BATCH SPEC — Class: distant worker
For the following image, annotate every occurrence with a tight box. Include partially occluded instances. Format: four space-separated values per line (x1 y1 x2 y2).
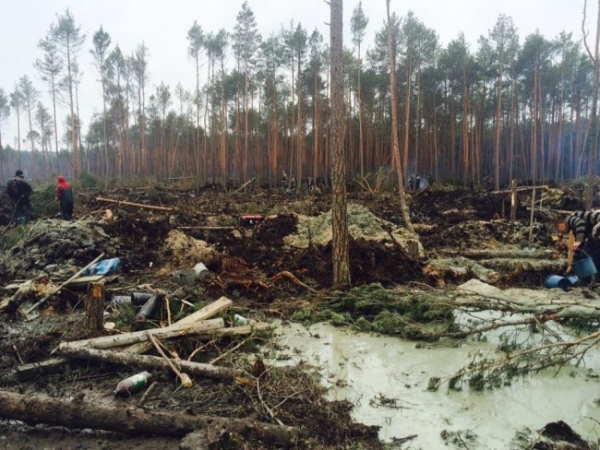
56 175 74 220
408 175 415 191
6 170 33 225
555 210 600 281
415 175 421 190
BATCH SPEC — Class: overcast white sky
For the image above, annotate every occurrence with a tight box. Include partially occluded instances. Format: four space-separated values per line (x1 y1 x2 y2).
0 0 594 150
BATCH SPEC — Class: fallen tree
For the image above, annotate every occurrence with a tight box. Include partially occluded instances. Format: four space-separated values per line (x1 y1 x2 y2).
0 390 298 446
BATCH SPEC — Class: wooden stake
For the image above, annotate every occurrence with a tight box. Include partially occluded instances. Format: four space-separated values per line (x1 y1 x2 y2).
528 188 536 247
510 179 517 222
147 333 193 388
567 232 575 271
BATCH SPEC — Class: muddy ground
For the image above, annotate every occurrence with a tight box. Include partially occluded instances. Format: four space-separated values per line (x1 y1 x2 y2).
0 179 592 449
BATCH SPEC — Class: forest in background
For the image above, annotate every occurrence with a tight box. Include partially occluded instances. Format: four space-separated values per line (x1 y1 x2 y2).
0 2 598 190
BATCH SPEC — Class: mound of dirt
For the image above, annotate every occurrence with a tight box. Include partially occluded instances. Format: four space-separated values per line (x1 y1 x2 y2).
284 203 424 258
0 219 116 281
159 229 219 271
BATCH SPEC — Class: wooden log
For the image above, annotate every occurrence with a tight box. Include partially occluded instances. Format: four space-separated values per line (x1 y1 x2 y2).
16 357 70 382
84 282 105 331
57 346 245 381
477 258 565 272
122 296 233 354
0 390 298 446
21 325 268 382
60 318 225 350
438 248 558 260
96 197 174 212
178 226 236 231
492 184 548 194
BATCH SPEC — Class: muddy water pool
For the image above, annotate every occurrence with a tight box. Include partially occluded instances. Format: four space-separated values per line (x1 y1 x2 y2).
269 320 600 449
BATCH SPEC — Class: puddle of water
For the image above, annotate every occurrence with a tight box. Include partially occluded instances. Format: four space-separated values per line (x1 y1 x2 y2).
270 321 600 449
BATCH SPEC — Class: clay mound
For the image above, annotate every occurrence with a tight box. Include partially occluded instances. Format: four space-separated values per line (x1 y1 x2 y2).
284 202 424 258
160 229 217 269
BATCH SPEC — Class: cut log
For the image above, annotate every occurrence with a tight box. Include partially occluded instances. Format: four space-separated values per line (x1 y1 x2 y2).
438 248 558 260
96 197 174 212
84 282 105 331
60 318 225 350
178 226 237 231
57 346 245 381
16 357 70 382
0 390 298 446
122 296 233 354
477 258 565 272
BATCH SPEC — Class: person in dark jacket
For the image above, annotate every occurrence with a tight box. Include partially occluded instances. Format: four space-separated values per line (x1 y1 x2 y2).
6 170 33 224
56 175 74 220
556 210 600 281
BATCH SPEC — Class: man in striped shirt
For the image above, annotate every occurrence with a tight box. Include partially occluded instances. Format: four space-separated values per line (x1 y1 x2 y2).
556 210 600 282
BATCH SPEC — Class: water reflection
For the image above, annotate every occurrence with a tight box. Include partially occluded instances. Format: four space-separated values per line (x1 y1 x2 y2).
270 321 600 449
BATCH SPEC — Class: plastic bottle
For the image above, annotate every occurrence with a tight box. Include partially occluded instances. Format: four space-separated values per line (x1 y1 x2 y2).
114 371 151 396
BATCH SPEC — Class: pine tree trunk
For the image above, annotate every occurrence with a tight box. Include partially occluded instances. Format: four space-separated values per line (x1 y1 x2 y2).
330 0 350 287
0 390 298 446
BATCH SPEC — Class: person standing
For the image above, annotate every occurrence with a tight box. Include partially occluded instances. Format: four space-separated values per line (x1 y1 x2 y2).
56 175 74 220
6 170 33 224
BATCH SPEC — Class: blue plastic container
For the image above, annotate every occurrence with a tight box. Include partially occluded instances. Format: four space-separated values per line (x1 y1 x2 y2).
545 275 571 290
571 255 597 279
566 275 579 286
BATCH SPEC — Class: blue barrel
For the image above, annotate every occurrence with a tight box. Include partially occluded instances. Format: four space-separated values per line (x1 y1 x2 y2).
545 275 571 290
571 256 598 279
566 275 579 286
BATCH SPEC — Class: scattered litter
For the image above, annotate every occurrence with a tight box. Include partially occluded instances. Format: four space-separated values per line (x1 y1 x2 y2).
81 257 121 276
114 371 152 397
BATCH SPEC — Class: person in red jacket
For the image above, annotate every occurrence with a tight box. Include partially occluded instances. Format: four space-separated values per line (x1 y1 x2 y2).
56 175 74 220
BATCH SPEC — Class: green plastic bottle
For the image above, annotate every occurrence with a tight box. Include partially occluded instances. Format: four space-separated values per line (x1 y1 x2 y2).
114 371 151 396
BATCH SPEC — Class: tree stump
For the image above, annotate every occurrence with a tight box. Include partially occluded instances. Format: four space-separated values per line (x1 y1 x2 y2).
84 282 105 331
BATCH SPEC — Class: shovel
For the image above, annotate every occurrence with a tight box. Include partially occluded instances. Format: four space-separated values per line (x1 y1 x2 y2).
18 252 106 321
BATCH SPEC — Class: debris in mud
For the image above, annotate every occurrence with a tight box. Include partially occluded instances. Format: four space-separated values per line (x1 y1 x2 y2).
0 182 598 449
512 421 593 449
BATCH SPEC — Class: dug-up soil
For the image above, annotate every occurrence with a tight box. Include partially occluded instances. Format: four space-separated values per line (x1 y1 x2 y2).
0 181 589 449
